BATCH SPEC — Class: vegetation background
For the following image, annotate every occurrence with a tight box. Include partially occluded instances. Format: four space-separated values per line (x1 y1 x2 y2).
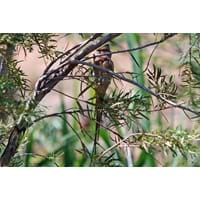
1 33 200 166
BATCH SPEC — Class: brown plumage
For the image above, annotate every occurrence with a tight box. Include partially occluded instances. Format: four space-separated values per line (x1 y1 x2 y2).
92 44 114 160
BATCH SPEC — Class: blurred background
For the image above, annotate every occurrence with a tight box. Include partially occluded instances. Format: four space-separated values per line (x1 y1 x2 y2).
11 33 200 167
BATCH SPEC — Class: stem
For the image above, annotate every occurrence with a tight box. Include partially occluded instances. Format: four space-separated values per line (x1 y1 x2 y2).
0 33 121 166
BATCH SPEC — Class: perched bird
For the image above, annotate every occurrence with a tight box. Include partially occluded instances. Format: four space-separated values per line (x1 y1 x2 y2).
92 44 114 161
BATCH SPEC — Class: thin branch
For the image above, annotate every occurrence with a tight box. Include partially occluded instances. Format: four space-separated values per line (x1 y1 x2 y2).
59 33 103 65
52 88 95 106
34 33 121 103
98 133 161 159
83 33 177 61
0 33 121 166
74 59 200 118
143 43 159 73
43 43 81 74
31 109 93 125
59 115 91 159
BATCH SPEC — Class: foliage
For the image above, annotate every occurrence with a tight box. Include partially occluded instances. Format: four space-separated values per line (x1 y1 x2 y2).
1 33 200 166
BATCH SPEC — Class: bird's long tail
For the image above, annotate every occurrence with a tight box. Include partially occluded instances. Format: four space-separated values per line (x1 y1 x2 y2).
90 44 113 166
90 93 103 165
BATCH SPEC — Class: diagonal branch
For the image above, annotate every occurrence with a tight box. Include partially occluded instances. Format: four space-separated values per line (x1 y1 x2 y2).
74 60 200 118
0 33 121 166
83 33 177 61
33 33 121 103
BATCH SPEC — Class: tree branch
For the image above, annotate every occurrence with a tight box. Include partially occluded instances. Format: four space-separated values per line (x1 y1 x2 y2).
31 109 93 125
33 33 121 103
98 133 161 159
83 33 177 61
0 33 121 166
74 59 200 118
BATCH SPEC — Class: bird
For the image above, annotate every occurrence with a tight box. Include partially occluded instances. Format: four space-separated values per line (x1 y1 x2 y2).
91 44 114 163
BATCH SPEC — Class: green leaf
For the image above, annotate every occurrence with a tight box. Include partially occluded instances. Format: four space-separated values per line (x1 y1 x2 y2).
60 98 76 166
134 150 156 167
126 33 150 132
190 60 200 82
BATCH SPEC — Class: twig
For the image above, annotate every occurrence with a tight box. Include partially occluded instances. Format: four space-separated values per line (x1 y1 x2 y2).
83 33 177 61
34 33 121 103
43 43 81 74
98 133 161 159
52 88 95 106
74 59 200 118
143 43 159 73
31 109 93 125
0 33 121 166
59 33 103 65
